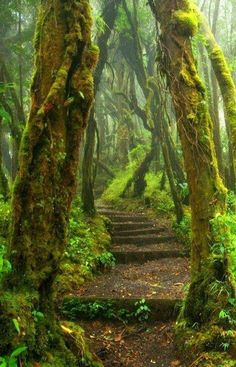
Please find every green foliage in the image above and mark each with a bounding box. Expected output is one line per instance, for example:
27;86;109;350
178;182;189;201
61;298;151;323
144;173;174;215
55;198;112;296
227;191;236;213
0;244;11;280
65;202;113;270
134;299;151;321
32;310;44;321
176;203;236;365
0;199;10;239
210;212;236;280
173;212;192;248
0;106;11;124
0;200;12;282
101;144;148;204
0;346;27;367
96;251;116;270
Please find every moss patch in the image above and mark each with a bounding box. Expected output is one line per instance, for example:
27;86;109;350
173;6;199;37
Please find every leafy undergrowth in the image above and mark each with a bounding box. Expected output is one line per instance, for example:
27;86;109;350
0;197;110;367
61;298;151;324
55;198;114;298
173;210;192;250
176;205;236;367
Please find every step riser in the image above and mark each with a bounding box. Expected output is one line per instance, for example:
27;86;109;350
98;210;143;216
113;228;166;236
112;223;155;231
61;297;182;322
112;236;176;245
112;251;187;264
106;216;149;223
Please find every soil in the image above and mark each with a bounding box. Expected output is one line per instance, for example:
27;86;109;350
77;258;189;300
112;242;184;252
80;320;187;367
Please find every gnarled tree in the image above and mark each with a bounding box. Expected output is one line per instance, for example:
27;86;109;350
0;1;98;365
150;0;236;365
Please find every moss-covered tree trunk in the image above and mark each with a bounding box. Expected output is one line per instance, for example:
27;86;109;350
150;2;236;363
198;7;236;189
161;136;183;223
81;0;122;215
0;1;98;365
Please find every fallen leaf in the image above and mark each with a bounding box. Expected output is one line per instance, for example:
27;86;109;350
171;360;181;367
114;334;123;342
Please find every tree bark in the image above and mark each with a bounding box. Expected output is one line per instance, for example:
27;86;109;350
150;0;235;339
0;1;98;364
199;7;236;189
81;0;122;214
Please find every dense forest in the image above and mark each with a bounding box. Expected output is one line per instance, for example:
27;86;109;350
0;0;236;366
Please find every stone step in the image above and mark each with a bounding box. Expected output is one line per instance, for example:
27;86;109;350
112;221;156;231
112;249;188;264
96;206;113;211
112;234;176;245
105;214;148;223
61;296;182;322
113;227;167;236
71;258;189;306
98;209;144;216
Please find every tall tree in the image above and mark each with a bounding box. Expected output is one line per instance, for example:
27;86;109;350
0;1;98;365
198;6;236;190
81;0;122;215
150;0;236;364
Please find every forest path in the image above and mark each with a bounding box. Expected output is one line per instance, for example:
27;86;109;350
64;207;190;366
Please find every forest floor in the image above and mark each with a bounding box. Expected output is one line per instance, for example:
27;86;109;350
79;319;186;367
64;207;190;366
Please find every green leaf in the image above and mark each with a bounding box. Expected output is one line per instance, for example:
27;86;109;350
8;359;17;367
10;346;27;359
79;91;85;99
12;319;20;335
32;310;44;320
0;256;3;272
0;357;7;367
0;108;11;122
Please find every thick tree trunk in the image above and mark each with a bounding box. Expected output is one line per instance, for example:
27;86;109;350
151;2;235;353
199;43;224;175
0;1;98;365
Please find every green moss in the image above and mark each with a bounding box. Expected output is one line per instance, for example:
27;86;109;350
60;322;103;367
54;200;111;298
175;210;236;366
180;65;206;95
210;47;235;90
173;8;199;37
85;44;99;69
